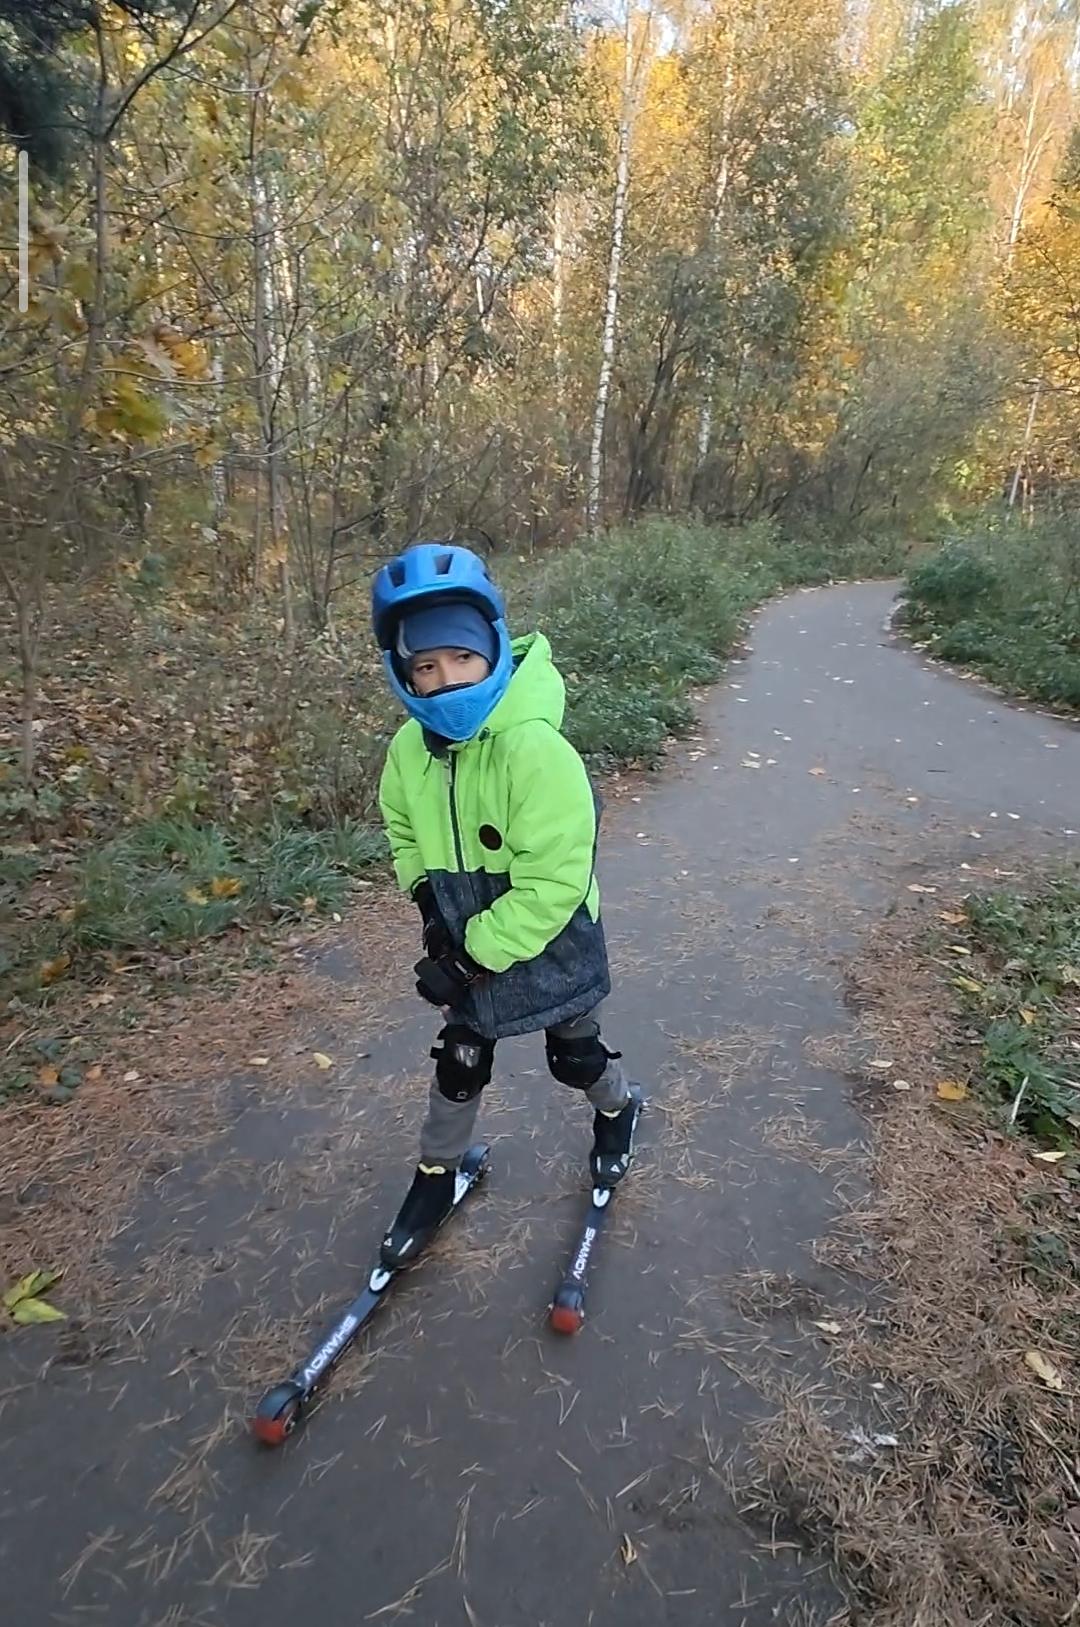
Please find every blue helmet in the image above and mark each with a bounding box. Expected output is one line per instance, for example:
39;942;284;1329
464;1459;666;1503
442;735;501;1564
371;543;513;740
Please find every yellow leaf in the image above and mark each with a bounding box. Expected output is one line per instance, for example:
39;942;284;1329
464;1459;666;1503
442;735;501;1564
1032;1150;1068;1163
1024;1351;1064;1390
302;895;317;912
952;976;984;995
12;1297;66;1325
939;911;966;925
36;1066;59;1088
4;1269;61;1310
936;1080;968;1101
40;953;71;985
85;1065;103;1083
313;1052;334;1070
1020;1007;1037;1026
1060;965;1080;987
947;945;971;957
194;440;224;469
210;875;242;899
185;887;208;906
249;1056;270;1067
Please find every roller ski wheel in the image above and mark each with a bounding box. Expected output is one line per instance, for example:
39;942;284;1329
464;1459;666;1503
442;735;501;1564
550;1089;643;1337
249;1143;490;1445
251;1382;304;1447
549;1286;586;1337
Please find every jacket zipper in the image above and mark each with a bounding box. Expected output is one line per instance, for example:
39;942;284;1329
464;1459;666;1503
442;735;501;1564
448;754;466;872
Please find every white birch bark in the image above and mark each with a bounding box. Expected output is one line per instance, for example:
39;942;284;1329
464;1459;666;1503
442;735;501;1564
586;2;637;534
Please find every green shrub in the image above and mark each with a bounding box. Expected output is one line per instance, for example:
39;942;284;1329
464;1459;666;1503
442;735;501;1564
907;542;999;617
902;519;1080;710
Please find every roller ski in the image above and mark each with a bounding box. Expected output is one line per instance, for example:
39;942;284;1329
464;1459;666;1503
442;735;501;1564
550;1087;643;1336
250;1143;490;1446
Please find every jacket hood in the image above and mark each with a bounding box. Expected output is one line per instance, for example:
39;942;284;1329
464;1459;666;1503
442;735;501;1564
476;632;564;736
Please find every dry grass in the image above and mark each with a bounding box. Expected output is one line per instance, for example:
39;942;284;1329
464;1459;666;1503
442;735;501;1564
739;887;1080;1626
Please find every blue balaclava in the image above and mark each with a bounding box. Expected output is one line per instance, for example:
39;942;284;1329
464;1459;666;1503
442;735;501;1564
394;602;499;670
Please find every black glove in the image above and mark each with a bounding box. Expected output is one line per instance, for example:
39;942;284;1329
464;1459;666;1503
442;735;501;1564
412;879;452;961
414;947;486;1008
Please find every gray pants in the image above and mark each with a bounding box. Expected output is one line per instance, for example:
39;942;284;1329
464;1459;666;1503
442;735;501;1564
419;1005;630;1167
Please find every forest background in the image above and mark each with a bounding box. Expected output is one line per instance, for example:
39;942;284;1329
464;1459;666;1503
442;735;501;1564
2;0;1080;1084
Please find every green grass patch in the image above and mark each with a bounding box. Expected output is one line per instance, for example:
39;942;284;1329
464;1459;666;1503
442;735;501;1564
6;816;386;1009
946;875;1080;1145
900;519;1080;710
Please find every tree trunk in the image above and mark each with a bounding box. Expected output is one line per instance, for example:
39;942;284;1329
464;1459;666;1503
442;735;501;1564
586;2;637;535
694;58;734;496
553;192;566;414
250;164;295;646
1009;379;1041;509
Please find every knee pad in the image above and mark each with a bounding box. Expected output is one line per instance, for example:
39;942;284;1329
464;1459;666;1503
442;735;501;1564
546;1032;617;1090
432;1024;494;1104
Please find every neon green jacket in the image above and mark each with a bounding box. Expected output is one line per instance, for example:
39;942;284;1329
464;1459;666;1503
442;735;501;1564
379;633;610;1038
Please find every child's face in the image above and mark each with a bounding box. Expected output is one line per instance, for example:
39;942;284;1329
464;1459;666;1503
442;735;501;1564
410;647;491;696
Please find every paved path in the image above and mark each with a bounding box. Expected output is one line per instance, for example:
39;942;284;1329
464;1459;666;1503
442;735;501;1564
3;582;1078;1627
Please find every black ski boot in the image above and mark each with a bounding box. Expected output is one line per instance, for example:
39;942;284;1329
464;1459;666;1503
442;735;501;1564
380;1163;456;1270
589;1087;642;1187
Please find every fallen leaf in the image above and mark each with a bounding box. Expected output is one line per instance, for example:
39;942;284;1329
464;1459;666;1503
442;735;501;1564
812;1320;842;1335
952;976;984;995
936;1080;969;1101
1032;1150;1068;1163
1060;965;1080;987
620;1534;637;1566
185;887;208;906
1024;1351;1064;1391
808;766;827;777
210;875;243;899
939;911;966;925
85;1064;103;1083
867;1059;894;1072
12;1297;66;1325
3;1269;61;1310
741;757;762;769
1020;1007;1037;1026
302;895;318;912
88;991;115;1008
947;944;972;956
36;1066;59;1088
40;953;71;985
892;1079;912;1091
122;1069;140;1083
906;884;937;895
313;1052;334;1070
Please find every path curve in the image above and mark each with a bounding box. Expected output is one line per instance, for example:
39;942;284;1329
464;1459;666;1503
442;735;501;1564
2;581;1077;1627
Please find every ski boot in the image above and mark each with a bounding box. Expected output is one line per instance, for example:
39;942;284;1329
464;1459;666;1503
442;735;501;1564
589;1086;642;1187
380;1163;457;1270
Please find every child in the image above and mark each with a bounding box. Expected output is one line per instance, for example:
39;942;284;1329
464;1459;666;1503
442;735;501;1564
372;542;640;1268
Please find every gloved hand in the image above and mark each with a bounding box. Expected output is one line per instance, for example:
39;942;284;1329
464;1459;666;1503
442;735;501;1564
412;878;452;961
414;947;486;1009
